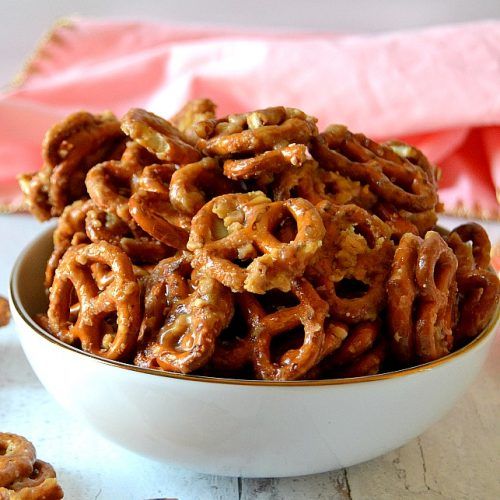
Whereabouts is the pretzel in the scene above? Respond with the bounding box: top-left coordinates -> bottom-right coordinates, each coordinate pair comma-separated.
0,296 -> 11,328
1,478 -> 64,499
18,167 -> 53,221
223,144 -> 310,181
170,98 -> 217,144
188,192 -> 325,293
86,160 -> 140,223
169,157 -> 236,216
195,106 -> 317,181
311,125 -> 438,212
238,278 -> 328,380
0,433 -> 36,487
48,242 -> 141,360
134,253 -> 234,373
45,199 -> 93,288
85,206 -> 171,263
129,165 -> 191,250
273,159 -> 377,209
387,231 -> 458,365
121,108 -> 201,164
446,223 -> 499,342
45,111 -> 125,216
6,460 -> 54,491
119,139 -> 158,168
374,200 -> 438,240
384,140 -> 439,185
306,202 -> 394,323
207,293 -> 256,376
320,321 -> 386,376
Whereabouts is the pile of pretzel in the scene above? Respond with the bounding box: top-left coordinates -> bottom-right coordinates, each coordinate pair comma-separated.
0,433 -> 63,499
20,100 -> 499,381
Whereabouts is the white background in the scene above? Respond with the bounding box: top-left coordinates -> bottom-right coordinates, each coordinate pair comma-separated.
1,0 -> 500,86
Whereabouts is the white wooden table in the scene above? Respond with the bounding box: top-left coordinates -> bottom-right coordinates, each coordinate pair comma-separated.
1,213 -> 499,500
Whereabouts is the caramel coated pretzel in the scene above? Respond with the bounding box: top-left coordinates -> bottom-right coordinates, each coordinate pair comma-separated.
170,98 -> 217,144
48,242 -> 141,360
169,157 -> 237,216
121,108 -> 201,164
6,460 -> 55,491
86,159 -> 141,223
129,165 -> 191,250
19,111 -> 123,220
311,125 -> 438,212
208,293 -> 256,376
0,433 -> 36,488
273,159 -> 376,209
313,321 -> 386,378
85,206 -> 172,263
306,202 -> 394,323
195,106 -> 317,182
446,223 -> 499,342
387,231 -> 458,365
242,278 -> 328,381
46,111 -> 124,216
45,199 -> 93,288
188,192 -> 325,293
135,253 -> 234,373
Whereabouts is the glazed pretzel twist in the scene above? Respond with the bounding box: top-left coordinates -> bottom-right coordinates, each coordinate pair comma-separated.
207,294 -> 255,376
446,223 -> 499,342
188,192 -> 325,293
0,434 -> 36,488
45,199 -> 93,288
85,206 -> 172,263
47,111 -> 124,217
387,231 -> 458,365
135,253 -> 234,373
273,158 -> 377,209
306,202 -> 394,323
85,159 -> 141,223
240,278 -> 328,381
311,125 -> 438,213
19,111 -> 124,220
170,98 -> 217,144
194,106 -> 317,181
169,157 -> 237,216
312,321 -> 386,378
48,242 -> 141,360
129,164 -> 191,250
121,108 -> 202,164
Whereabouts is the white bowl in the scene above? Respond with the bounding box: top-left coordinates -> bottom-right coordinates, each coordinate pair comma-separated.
9,225 -> 499,478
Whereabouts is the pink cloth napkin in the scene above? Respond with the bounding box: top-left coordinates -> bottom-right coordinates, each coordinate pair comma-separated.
1,18 -> 499,217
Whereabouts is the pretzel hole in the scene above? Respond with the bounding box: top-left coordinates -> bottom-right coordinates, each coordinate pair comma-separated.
335,278 -> 370,299
275,217 -> 298,243
28,463 -> 41,479
270,326 -> 305,364
91,263 -> 114,290
212,217 -> 229,240
352,224 -> 376,249
105,167 -> 133,198
218,304 -> 247,345
260,289 -> 300,314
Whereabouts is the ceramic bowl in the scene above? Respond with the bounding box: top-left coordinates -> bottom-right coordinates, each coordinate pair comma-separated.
9,225 -> 499,478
